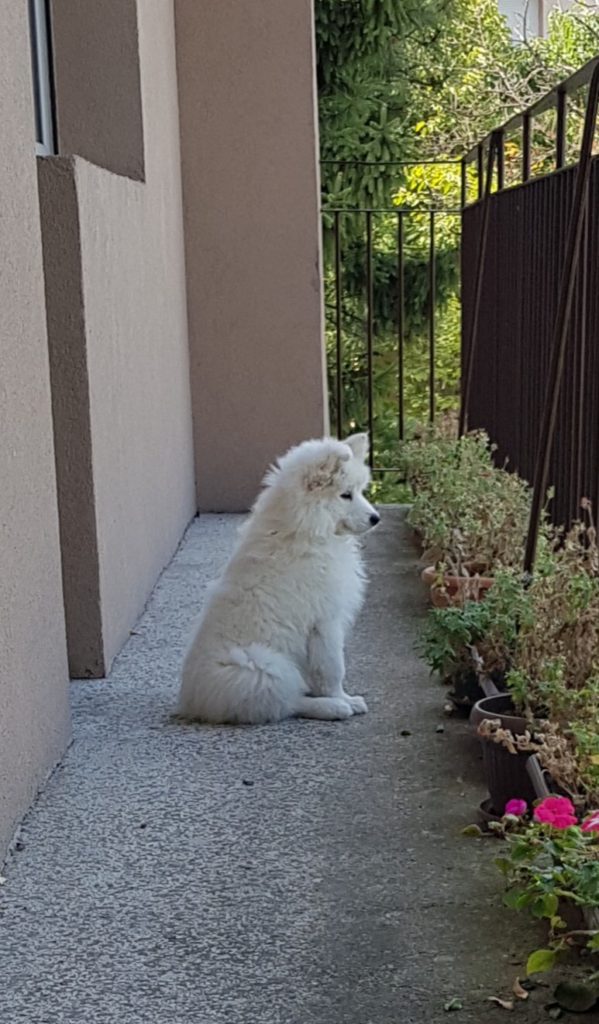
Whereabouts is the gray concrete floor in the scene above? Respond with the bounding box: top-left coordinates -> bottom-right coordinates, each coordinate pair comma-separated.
0,509 -> 551,1023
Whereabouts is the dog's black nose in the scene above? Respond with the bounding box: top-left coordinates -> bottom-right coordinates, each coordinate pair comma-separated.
370,513 -> 380,527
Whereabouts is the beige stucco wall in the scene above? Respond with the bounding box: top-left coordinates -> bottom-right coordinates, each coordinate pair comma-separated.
0,1 -> 70,857
40,0 -> 195,676
51,0 -> 145,181
175,0 -> 328,511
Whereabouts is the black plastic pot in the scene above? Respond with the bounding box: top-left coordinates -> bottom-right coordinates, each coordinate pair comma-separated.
448,670 -> 486,710
471,694 -> 537,816
477,757 -> 552,826
447,670 -> 503,711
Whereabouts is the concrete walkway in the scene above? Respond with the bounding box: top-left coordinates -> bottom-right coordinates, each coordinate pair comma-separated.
0,510 -> 547,1023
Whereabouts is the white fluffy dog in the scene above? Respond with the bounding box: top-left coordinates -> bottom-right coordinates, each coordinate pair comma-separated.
178,433 -> 380,724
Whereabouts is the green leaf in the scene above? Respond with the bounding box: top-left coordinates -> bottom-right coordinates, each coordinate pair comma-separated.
517,891 -> 535,911
443,997 -> 463,1012
526,948 -> 556,975
531,893 -> 559,919
503,889 -> 525,910
588,933 -> 599,950
550,915 -> 567,932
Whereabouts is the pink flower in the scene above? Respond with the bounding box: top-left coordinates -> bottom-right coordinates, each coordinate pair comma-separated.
582,812 -> 599,834
505,799 -> 528,817
534,796 -> 578,829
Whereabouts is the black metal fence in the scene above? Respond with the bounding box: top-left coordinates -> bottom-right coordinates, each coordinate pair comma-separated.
321,161 -> 461,476
461,58 -> 599,559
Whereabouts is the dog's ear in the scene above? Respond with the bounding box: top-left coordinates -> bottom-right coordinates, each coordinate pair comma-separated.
303,443 -> 350,492
343,433 -> 369,463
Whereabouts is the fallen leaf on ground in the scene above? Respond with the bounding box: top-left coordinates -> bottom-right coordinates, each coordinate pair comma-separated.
513,978 -> 529,1001
444,997 -> 463,1011
487,997 -> 514,1010
462,824 -> 483,837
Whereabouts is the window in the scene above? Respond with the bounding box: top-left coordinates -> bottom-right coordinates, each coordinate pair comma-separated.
28,0 -> 56,156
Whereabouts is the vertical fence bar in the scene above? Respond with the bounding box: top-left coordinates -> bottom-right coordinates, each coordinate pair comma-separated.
588,167 -> 599,519
523,112 -> 531,183
556,88 -> 567,170
397,211 -> 405,440
576,203 -> 589,512
429,211 -> 436,423
334,211 -> 343,439
496,130 -> 505,190
366,210 -> 374,467
460,158 -> 467,208
459,133 -> 498,435
574,208 -> 587,518
524,63 -> 599,573
477,144 -> 484,200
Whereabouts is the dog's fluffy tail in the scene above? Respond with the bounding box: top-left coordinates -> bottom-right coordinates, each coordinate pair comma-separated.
179,643 -> 307,724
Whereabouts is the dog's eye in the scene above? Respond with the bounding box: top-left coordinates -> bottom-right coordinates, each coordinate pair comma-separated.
340,492 -> 353,501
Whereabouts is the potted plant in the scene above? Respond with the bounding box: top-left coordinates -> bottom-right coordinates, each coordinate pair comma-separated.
420,568 -> 527,709
404,431 -> 533,604
422,557 -> 494,608
473,510 -> 599,816
472,701 -> 540,811
493,798 -> 599,1012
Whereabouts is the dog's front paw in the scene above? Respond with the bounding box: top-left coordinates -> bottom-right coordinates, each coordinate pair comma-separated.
346,694 -> 368,715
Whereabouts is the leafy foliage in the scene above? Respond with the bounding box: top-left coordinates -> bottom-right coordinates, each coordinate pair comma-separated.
495,817 -> 599,990
505,510 -> 599,806
317,0 -> 458,207
420,568 -> 529,681
401,430 -> 533,570
316,1 -> 599,490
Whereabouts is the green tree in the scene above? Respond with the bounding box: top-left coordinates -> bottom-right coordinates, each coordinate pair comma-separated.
317,0 -> 454,210
316,0 -> 599,500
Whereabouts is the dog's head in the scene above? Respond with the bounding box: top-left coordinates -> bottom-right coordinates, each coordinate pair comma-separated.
263,433 -> 380,538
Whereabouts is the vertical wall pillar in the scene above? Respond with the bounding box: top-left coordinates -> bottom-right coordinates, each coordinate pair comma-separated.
175,0 -> 328,511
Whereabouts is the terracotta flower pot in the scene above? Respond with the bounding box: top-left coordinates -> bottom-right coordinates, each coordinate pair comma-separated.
421,565 -> 439,586
422,562 -> 494,608
422,560 -> 491,583
431,575 -> 494,608
471,694 -> 537,816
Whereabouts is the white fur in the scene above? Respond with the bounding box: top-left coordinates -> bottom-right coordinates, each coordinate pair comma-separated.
178,433 -> 379,724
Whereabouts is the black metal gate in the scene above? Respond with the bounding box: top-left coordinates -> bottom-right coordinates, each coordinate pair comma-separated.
321,160 -> 461,478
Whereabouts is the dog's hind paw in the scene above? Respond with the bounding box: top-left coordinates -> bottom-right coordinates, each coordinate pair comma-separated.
346,694 -> 368,715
